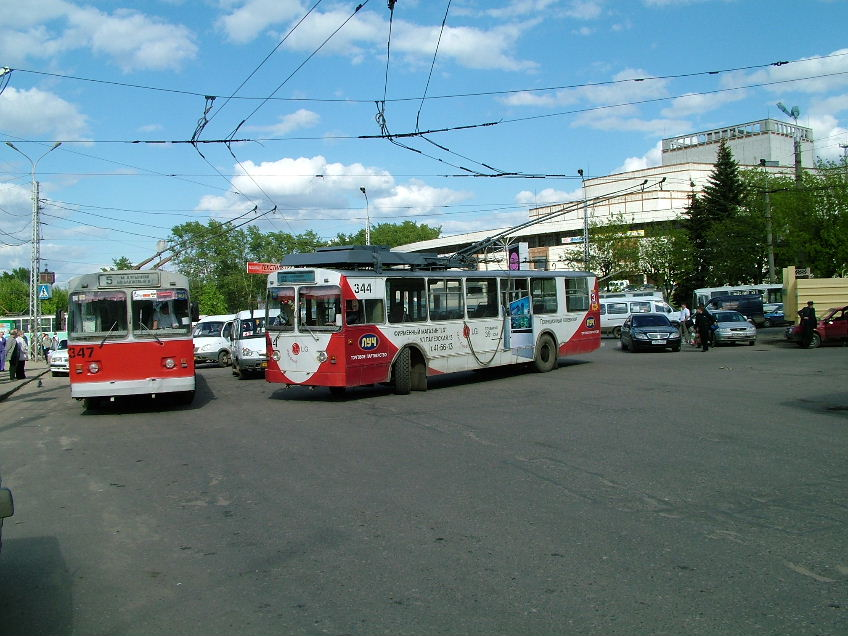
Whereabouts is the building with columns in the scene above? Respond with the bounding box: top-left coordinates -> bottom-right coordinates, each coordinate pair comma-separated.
398,118 -> 814,270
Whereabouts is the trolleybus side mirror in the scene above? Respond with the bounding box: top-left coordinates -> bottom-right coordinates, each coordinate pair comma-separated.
190,302 -> 200,323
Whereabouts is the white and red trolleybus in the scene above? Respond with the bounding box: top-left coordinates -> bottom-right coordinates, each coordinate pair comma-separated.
67,269 -> 197,408
264,246 -> 600,395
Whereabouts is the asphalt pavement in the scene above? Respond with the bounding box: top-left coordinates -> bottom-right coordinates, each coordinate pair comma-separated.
0,358 -> 51,402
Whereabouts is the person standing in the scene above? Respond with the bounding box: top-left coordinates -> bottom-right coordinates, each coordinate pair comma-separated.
694,304 -> 716,352
14,329 -> 28,379
41,331 -> 52,362
0,330 -> 6,372
6,330 -> 19,380
798,300 -> 817,348
678,302 -> 691,344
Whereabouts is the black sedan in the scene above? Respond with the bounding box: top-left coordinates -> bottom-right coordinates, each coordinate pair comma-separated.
620,312 -> 681,352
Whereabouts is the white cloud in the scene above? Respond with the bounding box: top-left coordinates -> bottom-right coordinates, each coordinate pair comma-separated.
806,113 -> 848,161
217,2 -> 537,72
660,90 -> 747,118
245,109 -> 320,135
613,141 -> 663,173
729,48 -> 848,95
0,2 -> 197,71
216,0 -> 305,44
501,67 -> 669,108
196,155 -> 470,229
515,187 -> 582,206
373,180 -> 472,218
0,87 -> 90,140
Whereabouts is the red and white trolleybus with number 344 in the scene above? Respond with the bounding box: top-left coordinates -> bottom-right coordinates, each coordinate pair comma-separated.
264,246 -> 601,396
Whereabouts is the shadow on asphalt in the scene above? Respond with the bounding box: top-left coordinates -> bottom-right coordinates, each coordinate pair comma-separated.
79,373 -> 213,415
269,357 -> 592,403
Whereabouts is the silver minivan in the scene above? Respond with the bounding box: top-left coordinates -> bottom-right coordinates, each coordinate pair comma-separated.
192,314 -> 235,367
600,297 -> 677,338
229,309 -> 279,379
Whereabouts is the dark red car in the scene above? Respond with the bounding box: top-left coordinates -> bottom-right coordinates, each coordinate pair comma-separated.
785,305 -> 848,347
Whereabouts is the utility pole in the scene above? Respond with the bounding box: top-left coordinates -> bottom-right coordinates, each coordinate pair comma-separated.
759,159 -> 776,283
5,141 -> 62,355
578,169 -> 589,268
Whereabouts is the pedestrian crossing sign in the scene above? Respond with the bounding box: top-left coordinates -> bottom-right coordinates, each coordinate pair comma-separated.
38,283 -> 52,300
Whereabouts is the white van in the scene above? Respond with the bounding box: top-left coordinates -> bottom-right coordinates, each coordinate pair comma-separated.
192,314 -> 235,367
229,309 -> 279,379
600,297 -> 677,337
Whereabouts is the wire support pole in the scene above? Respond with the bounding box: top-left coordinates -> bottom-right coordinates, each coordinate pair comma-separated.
4,141 -> 62,353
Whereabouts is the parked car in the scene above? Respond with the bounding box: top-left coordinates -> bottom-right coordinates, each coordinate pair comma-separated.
48,338 -> 69,376
620,312 -> 681,352
785,305 -> 848,348
705,294 -> 765,326
709,310 -> 757,346
0,473 -> 13,552
762,303 -> 790,327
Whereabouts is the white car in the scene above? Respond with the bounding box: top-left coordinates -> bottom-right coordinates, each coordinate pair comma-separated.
48,339 -> 69,376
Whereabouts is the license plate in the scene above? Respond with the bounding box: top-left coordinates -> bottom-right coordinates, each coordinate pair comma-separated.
652,339 -> 667,345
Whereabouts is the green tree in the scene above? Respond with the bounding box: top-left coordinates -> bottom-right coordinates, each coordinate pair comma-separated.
0,274 -> 28,314
334,220 -> 441,247
102,256 -> 135,271
683,140 -> 750,288
587,213 -> 641,281
639,221 -> 691,302
769,158 -> 848,277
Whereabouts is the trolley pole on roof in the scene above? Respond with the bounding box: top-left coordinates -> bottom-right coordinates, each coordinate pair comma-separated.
5,141 -> 62,354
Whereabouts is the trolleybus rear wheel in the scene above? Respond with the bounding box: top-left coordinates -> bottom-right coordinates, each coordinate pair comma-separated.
533,334 -> 557,373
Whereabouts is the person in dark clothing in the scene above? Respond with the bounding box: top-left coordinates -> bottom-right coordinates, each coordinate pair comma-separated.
798,300 -> 817,348
693,304 -> 716,352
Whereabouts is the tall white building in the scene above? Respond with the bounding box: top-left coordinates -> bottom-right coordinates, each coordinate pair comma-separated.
398,118 -> 813,268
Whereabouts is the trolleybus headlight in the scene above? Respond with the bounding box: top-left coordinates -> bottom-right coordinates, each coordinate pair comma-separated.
271,350 -> 281,361
88,362 -> 101,374
163,358 -> 176,369
316,351 -> 328,363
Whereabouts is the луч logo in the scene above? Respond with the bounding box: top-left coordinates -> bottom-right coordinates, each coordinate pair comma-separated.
359,333 -> 379,350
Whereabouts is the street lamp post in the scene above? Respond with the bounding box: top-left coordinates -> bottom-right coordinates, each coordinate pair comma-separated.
5,141 -> 62,354
359,186 -> 371,245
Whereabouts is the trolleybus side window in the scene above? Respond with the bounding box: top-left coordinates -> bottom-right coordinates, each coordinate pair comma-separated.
69,291 -> 128,338
299,285 -> 342,330
427,278 -> 464,321
343,298 -> 384,325
465,279 -> 498,318
268,286 -> 296,330
531,278 -> 558,314
565,277 -> 590,312
387,278 -> 427,323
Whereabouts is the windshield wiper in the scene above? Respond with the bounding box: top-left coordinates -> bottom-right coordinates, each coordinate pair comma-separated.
99,321 -> 119,347
139,321 -> 163,345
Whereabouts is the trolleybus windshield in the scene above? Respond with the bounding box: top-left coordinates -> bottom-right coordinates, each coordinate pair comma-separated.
69,290 -> 129,340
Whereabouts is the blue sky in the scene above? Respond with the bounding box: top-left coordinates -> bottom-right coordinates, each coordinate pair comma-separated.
1,0 -> 847,285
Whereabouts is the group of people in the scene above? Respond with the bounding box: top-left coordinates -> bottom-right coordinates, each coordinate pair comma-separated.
677,303 -> 718,352
677,299 -> 819,351
0,329 -> 30,380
